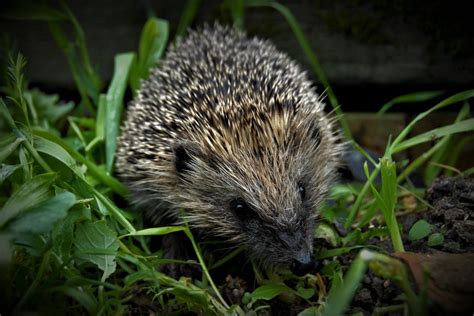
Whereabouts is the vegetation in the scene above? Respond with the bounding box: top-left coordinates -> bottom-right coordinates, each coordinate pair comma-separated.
0,0 -> 473,314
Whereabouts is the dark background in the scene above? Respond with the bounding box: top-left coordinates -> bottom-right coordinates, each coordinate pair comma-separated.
1,0 -> 473,112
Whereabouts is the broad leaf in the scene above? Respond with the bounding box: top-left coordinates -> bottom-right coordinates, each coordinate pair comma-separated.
74,221 -> 119,280
8,191 -> 75,234
250,284 -> 292,301
408,220 -> 432,241
0,173 -> 55,227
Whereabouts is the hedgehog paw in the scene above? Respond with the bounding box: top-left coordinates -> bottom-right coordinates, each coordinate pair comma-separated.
160,232 -> 201,279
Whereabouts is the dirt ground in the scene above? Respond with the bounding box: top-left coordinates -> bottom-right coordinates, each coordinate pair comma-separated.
350,176 -> 474,315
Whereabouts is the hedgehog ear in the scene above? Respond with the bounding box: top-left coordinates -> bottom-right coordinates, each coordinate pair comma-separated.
173,141 -> 206,176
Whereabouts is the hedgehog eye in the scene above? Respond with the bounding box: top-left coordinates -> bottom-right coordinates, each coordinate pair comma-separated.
230,198 -> 256,221
298,183 -> 306,199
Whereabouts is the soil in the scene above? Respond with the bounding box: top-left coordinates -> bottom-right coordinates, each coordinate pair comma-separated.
349,176 -> 474,315
421,176 -> 474,253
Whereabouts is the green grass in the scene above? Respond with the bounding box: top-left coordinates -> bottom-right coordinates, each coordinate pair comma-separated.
1,1 -> 473,315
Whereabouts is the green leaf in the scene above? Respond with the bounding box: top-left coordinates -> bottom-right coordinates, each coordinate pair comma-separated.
378,91 -> 444,115
423,103 -> 470,183
391,89 -> 474,150
250,284 -> 292,301
94,189 -> 135,233
408,219 -> 432,241
96,94 -> 107,140
130,18 -> 169,92
226,0 -> 245,30
0,137 -> 23,163
314,223 -> 340,247
172,283 -> 210,307
296,287 -> 315,299
176,0 -> 201,38
27,89 -> 74,124
105,53 -> 135,173
34,135 -> 84,177
12,232 -> 47,256
123,226 -> 185,237
427,233 -> 444,246
74,221 -> 119,280
394,118 -> 474,153
0,98 -> 18,130
53,207 -> 87,262
316,245 -> 366,260
364,159 -> 405,252
124,270 -> 160,286
0,164 -> 21,185
322,251 -> 368,316
380,159 -> 398,226
33,128 -> 127,197
47,22 -> 97,114
298,306 -> 319,316
8,192 -> 75,234
0,173 -> 55,228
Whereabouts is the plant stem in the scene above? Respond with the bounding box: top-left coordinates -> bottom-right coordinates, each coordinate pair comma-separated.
345,168 -> 380,228
184,228 -> 229,309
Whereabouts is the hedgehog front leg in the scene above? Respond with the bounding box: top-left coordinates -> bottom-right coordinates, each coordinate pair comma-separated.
161,232 -> 201,279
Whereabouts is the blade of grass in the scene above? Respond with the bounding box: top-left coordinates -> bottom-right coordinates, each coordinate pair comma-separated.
424,103 -> 469,182
7,53 -> 31,129
0,173 -> 55,228
364,160 -> 404,252
391,89 -> 474,150
85,94 -> 107,154
322,250 -> 368,316
60,2 -> 102,95
226,0 -> 245,30
347,90 -> 474,228
130,18 -> 169,93
105,53 -> 135,173
47,22 -> 96,114
0,137 -> 23,163
93,189 -> 135,234
0,98 -> 18,130
345,168 -> 379,228
398,103 -> 470,183
1,99 -> 55,173
180,219 -> 229,309
33,128 -> 127,197
175,0 -> 201,38
122,226 -> 186,237
393,118 -> 474,153
377,90 -> 444,115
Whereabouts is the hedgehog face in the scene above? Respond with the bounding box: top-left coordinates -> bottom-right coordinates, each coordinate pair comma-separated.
227,192 -> 317,272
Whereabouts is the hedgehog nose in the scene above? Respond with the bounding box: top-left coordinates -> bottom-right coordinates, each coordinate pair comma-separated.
290,253 -> 323,276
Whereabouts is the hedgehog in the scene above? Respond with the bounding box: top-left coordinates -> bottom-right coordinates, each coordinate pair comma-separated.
116,24 -> 342,274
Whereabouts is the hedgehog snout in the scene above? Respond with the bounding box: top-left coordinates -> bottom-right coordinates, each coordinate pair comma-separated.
290,255 -> 323,276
